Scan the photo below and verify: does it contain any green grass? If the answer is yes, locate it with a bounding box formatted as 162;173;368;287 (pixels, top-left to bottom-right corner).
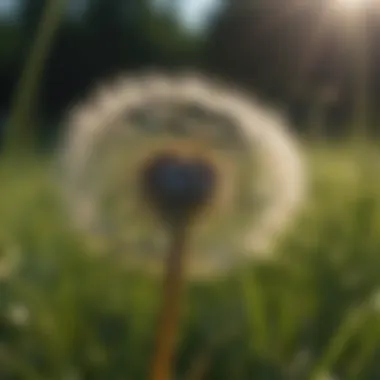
1;144;380;379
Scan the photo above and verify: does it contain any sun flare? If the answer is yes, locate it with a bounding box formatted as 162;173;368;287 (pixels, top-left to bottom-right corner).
336;0;371;10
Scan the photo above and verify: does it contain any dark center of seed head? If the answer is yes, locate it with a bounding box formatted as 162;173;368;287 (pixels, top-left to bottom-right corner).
140;152;217;226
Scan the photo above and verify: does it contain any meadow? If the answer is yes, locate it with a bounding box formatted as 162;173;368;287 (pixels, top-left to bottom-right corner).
2;0;380;378
1;142;380;380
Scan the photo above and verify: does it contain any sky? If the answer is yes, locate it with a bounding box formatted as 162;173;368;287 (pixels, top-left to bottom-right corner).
0;0;221;30
0;0;19;18
175;0;221;31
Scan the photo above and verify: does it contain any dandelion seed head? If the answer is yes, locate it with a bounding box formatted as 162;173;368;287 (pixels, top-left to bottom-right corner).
60;72;305;278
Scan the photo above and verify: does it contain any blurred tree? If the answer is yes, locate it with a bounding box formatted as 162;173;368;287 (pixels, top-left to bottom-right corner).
41;0;200;116
0;0;203;149
0;22;23;103
21;0;45;35
204;0;380;137
2;0;380;142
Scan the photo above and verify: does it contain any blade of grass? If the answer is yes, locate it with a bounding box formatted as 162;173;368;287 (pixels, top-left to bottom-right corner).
347;313;380;377
308;307;369;380
5;0;66;156
183;324;241;380
239;267;268;355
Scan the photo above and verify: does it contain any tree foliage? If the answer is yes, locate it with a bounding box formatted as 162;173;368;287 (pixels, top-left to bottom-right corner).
204;0;380;135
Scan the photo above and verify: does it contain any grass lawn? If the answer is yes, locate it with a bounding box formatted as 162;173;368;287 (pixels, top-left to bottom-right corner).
1;143;380;379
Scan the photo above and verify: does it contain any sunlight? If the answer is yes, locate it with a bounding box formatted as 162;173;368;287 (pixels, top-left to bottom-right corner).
336;0;371;11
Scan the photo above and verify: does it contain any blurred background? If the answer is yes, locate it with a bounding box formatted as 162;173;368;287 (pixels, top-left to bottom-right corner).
3;1;380;379
1;0;380;146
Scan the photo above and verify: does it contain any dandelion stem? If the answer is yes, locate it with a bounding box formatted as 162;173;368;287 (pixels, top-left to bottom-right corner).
149;223;189;380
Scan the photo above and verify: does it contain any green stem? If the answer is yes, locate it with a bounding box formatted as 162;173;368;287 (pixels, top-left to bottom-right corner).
5;0;65;156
